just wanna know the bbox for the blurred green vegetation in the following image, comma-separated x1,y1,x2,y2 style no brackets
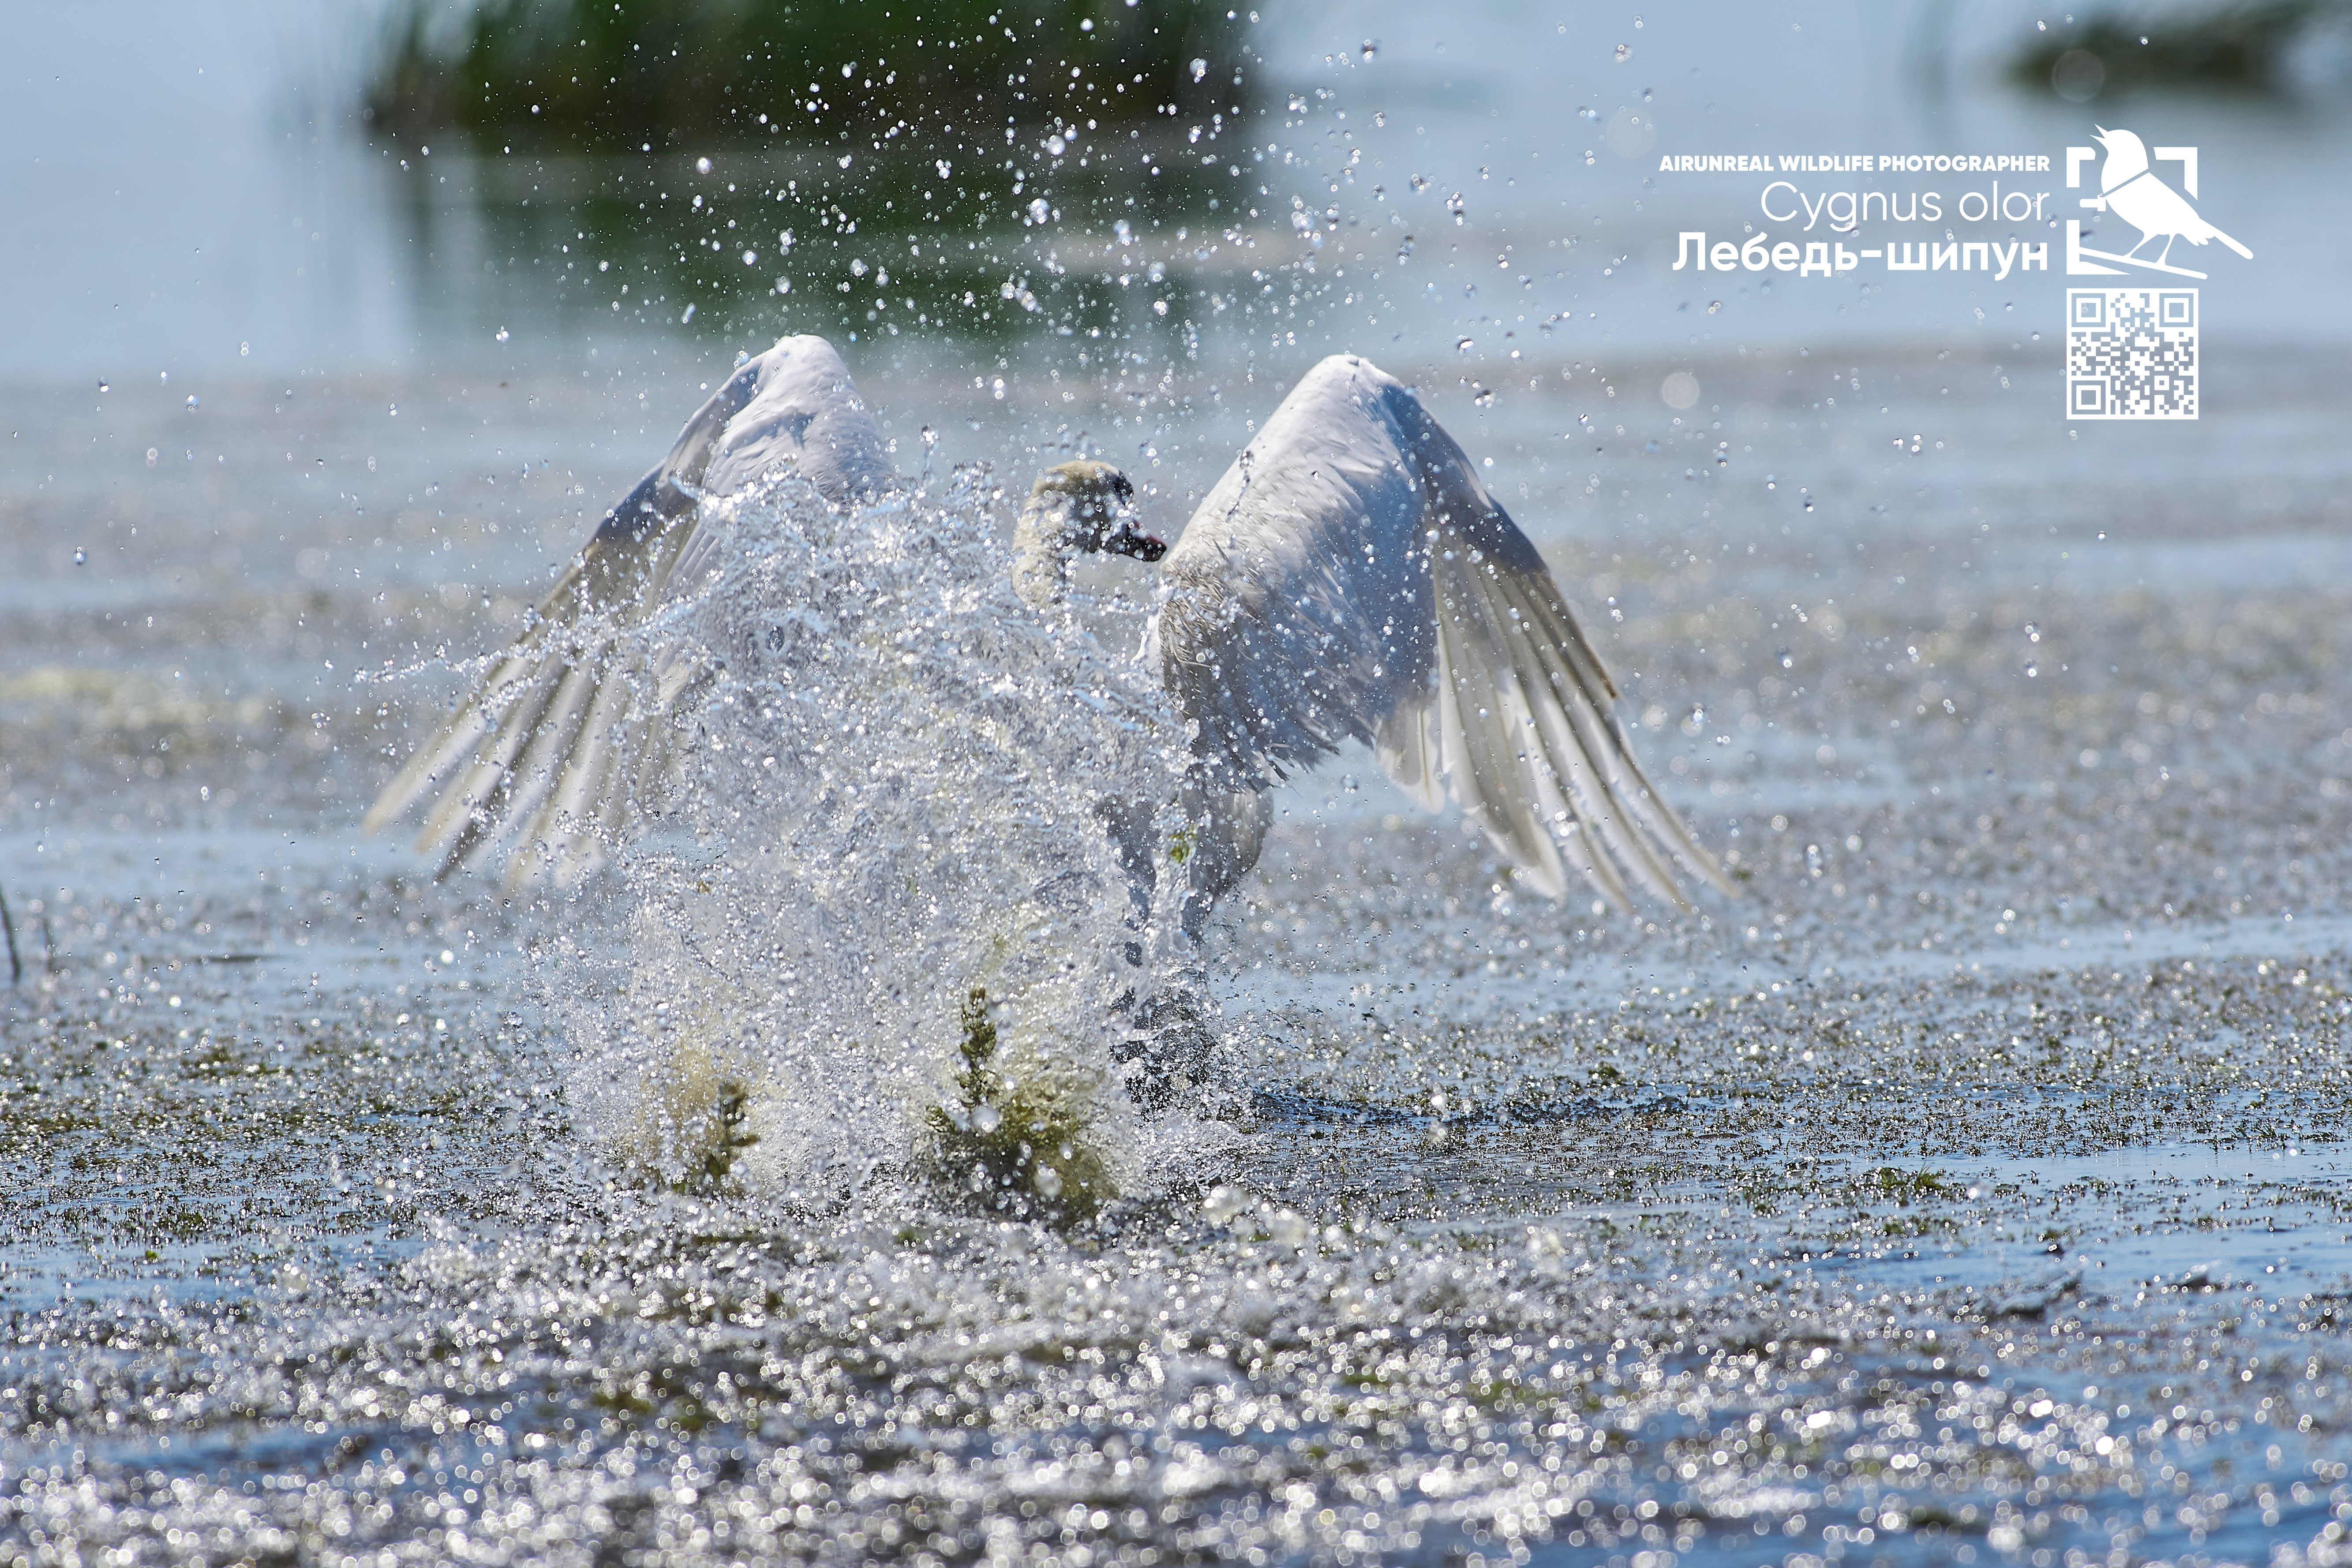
2008,1,2352,96
368,0,1256,150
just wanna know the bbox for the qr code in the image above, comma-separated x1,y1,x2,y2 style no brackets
2066,288,2197,419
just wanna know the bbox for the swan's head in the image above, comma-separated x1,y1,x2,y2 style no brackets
1022,460,1167,562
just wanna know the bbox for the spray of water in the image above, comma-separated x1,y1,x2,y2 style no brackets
541,466,1226,1216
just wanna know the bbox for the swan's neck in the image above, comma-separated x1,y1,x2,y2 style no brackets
1012,503,1074,606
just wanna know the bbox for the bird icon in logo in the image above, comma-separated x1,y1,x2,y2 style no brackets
2079,126,2252,270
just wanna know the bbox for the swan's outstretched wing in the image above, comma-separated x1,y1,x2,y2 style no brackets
1151,353,1725,908
363,333,891,885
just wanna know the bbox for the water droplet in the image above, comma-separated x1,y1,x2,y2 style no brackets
1189,57,1208,82
1473,385,1495,407
1046,133,1067,156
1614,42,1632,62
1028,197,1051,225
495,327,510,343
184,395,199,411
695,156,712,174
97,381,109,393
1707,300,1722,314
1360,37,1378,60
72,548,86,565
1455,337,1474,355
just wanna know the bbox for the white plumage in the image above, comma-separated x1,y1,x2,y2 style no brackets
369,335,1723,919
363,334,888,885
1146,353,1725,911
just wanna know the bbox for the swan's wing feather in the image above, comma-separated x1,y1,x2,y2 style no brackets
670,336,893,592
1155,359,1440,786
359,462,677,842
1157,353,1725,909
363,334,888,883
1371,696,1446,812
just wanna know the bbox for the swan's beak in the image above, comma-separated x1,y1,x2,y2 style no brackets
1106,519,1168,561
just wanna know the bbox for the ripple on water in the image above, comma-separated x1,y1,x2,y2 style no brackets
12,363,2352,1565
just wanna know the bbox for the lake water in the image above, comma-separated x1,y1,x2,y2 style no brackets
8,4,2352,1566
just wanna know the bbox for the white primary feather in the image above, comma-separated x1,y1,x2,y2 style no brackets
363,333,891,886
372,338,1718,917
1151,353,1725,909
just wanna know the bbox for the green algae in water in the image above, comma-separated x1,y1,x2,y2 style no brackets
1853,1165,1958,1204
686,1080,760,1193
925,986,1112,1225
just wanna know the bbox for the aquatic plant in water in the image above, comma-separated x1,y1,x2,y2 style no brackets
925,985,1114,1223
367,0,1256,149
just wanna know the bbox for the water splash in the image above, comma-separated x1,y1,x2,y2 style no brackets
547,468,1215,1213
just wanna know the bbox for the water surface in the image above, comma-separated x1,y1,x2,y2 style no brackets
7,4,2352,1565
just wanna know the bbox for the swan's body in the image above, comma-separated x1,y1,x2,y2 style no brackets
368,335,1723,923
